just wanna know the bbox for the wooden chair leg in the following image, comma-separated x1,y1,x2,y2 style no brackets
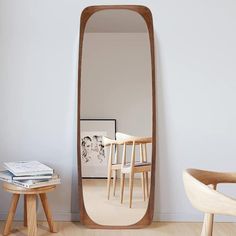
129,172,134,208
201,213,214,236
141,172,146,201
145,172,149,198
107,167,112,200
26,194,37,236
107,144,113,200
143,143,150,198
113,170,117,196
120,173,125,203
3,194,20,236
24,195,27,227
201,184,216,236
39,193,57,233
140,144,146,201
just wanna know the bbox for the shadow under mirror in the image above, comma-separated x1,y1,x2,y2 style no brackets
80,9,152,226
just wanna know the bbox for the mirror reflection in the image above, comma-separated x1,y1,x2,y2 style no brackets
80,9,152,226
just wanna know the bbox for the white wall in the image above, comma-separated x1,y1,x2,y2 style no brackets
0,0,236,222
81,33,152,137
81,33,152,166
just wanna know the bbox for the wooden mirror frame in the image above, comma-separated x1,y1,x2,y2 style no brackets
77,5,156,229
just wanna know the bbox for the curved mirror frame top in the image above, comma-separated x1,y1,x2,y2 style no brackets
77,5,156,229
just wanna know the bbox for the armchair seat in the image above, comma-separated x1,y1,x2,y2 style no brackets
123,162,151,168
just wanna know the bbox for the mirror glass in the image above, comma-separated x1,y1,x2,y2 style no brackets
80,9,152,226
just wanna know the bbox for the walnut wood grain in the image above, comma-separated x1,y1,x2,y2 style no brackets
77,5,156,229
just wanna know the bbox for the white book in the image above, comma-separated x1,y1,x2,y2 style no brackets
0,170,14,182
0,170,52,182
13,174,52,181
13,174,61,189
4,161,54,176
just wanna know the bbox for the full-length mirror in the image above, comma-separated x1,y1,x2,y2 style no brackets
78,5,156,228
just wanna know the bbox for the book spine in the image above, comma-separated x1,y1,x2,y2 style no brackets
30,180,61,188
0,177,12,183
13,181,30,188
13,176,52,180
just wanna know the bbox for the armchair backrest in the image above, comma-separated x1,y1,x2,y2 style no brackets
183,169,236,216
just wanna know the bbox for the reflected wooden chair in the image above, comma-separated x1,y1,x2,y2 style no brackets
105,132,150,201
117,132,151,202
104,133,139,199
120,136,152,208
183,168,236,236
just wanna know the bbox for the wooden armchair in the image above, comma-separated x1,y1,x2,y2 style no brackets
104,133,135,200
104,132,151,204
183,168,236,236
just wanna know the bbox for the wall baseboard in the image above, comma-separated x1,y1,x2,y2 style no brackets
154,212,236,222
0,212,80,222
0,211,235,222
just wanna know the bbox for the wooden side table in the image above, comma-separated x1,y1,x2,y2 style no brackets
2,182,57,236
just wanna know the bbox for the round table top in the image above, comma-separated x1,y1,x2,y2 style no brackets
3,182,56,194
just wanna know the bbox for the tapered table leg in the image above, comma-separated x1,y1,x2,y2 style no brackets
24,195,27,227
3,194,20,236
129,172,134,208
26,194,37,236
141,172,146,201
40,193,57,233
145,172,149,198
120,173,125,203
113,170,117,196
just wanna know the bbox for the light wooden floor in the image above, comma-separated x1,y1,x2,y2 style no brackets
1,222,236,236
82,178,148,225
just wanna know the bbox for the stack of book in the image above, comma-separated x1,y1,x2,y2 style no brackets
0,161,61,188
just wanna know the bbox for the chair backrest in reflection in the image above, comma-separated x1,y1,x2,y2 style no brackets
183,168,236,236
103,134,138,200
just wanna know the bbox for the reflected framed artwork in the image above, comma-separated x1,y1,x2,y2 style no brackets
80,119,116,178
